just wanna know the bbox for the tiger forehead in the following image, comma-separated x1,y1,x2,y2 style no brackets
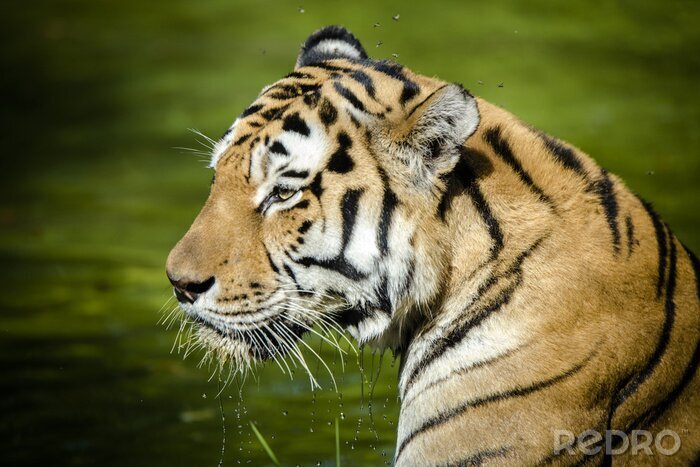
238,59,431,132
214,58,436,172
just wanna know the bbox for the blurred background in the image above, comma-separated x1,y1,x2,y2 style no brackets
1,0,698,465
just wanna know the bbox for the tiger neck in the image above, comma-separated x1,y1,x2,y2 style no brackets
396,98,564,399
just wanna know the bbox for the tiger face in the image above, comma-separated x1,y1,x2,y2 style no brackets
165,26,480,367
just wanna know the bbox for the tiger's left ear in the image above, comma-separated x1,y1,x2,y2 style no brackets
296,26,368,68
380,83,480,182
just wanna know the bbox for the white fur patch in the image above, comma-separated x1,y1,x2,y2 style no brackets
312,39,363,60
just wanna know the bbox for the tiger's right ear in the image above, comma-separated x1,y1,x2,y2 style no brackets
296,26,368,68
377,83,480,184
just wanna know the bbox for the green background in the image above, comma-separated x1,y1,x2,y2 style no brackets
1,0,698,465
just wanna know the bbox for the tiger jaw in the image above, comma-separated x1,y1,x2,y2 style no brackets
177,285,363,366
182,302,311,363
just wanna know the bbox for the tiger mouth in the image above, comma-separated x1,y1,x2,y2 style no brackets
190,311,309,361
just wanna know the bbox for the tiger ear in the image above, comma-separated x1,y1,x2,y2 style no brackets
382,83,480,181
296,26,368,68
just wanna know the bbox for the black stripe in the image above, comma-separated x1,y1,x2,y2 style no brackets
631,334,699,430
377,169,398,256
609,231,677,415
440,447,510,467
284,71,316,80
309,173,324,199
336,304,373,328
484,127,553,205
303,89,320,108
233,133,251,146
282,112,310,136
640,199,668,298
333,82,366,112
395,354,592,463
298,220,313,234
265,250,279,274
538,133,588,179
283,263,297,283
306,62,355,73
406,84,448,118
241,104,263,118
269,141,288,156
327,132,354,173
260,104,290,121
290,199,310,210
296,251,367,281
348,70,376,98
279,169,309,179
265,83,321,101
318,98,338,127
591,169,621,254
625,215,636,257
375,276,393,314
339,189,362,251
439,149,503,260
370,60,420,104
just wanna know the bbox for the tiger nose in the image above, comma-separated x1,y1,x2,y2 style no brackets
168,274,215,304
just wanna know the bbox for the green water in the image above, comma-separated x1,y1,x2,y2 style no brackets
1,1,698,465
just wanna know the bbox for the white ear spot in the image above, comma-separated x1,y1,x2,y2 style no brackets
296,26,368,68
311,39,364,60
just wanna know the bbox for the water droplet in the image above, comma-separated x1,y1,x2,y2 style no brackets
392,53,399,58
373,22,381,28
309,427,314,433
282,410,288,416
498,82,504,88
340,412,345,420
392,14,400,21
298,6,305,13
202,393,207,399
478,80,484,85
376,41,383,48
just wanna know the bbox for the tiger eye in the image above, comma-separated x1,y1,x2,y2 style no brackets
276,188,297,200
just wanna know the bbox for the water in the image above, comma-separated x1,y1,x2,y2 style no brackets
1,0,698,465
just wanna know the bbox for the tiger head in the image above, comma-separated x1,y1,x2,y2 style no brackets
166,26,480,368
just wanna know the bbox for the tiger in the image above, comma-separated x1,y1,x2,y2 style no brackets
165,26,699,465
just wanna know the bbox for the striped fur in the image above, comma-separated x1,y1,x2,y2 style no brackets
166,26,700,465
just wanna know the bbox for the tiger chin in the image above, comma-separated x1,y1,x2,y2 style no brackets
166,26,699,466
